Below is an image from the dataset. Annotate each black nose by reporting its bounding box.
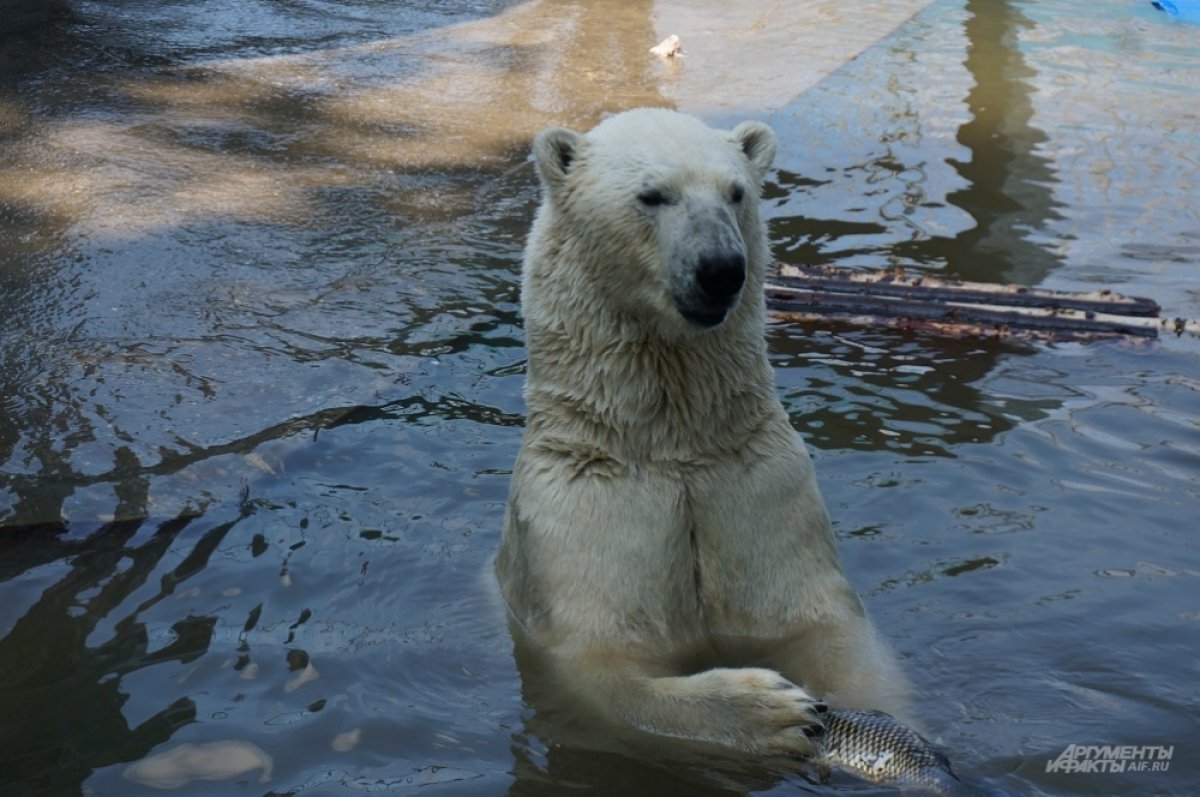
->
[696,251,746,302]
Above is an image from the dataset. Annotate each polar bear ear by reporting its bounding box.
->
[731,121,777,179]
[532,127,582,195]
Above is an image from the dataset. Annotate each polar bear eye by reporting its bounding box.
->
[637,188,671,207]
[730,184,746,204]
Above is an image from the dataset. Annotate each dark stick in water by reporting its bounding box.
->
[764,262,1200,340]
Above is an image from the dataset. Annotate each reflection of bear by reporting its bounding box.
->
[496,109,908,759]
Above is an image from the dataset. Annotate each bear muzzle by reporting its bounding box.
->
[677,250,746,328]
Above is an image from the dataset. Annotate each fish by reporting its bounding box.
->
[815,709,987,796]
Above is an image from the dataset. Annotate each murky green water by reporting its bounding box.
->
[1,1,1198,795]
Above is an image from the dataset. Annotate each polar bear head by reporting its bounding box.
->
[527,108,777,334]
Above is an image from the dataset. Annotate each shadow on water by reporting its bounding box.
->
[0,0,664,531]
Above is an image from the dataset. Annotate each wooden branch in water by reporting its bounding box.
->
[764,263,1198,341]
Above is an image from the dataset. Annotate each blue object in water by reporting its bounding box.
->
[1151,0,1200,21]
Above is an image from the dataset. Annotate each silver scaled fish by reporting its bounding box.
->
[816,709,986,796]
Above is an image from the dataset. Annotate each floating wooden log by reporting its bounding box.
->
[765,263,1198,341]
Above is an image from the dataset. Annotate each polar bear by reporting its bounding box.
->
[496,108,908,759]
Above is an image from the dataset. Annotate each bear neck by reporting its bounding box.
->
[522,275,783,462]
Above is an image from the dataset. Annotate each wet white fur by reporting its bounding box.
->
[496,108,908,758]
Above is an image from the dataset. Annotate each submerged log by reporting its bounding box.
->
[765,263,1198,341]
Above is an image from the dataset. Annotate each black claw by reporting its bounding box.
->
[813,702,830,715]
[803,724,825,738]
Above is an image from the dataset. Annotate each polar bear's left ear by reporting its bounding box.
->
[731,121,777,179]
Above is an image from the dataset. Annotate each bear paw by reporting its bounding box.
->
[690,667,829,756]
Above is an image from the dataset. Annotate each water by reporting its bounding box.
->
[1,1,1198,795]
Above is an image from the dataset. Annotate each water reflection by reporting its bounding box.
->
[770,0,1063,285]
[0,515,232,793]
[765,0,1069,455]
[895,0,1064,284]
[769,328,1037,456]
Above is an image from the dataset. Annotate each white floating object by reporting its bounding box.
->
[650,34,682,58]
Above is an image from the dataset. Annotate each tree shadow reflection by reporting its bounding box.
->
[767,0,1067,455]
[895,0,1064,285]
[772,0,1063,286]
[0,513,243,795]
